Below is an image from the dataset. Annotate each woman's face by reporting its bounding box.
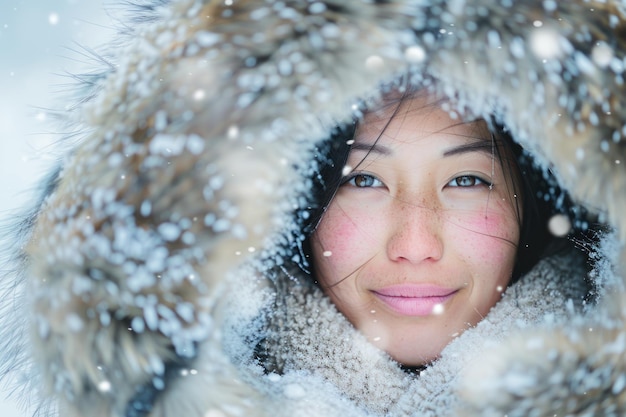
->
[311,94,521,366]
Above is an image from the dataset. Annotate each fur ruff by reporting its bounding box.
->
[256,249,590,416]
[1,0,626,416]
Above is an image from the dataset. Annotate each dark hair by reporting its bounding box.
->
[293,123,355,274]
[491,124,564,281]
[294,104,586,286]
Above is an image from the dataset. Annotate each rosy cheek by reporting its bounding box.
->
[328,211,374,254]
[313,205,375,284]
[450,208,519,262]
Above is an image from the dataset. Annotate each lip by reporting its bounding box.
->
[373,284,458,317]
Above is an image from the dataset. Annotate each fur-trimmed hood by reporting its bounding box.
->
[2,0,626,416]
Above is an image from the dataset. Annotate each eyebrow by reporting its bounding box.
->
[350,137,496,158]
[442,139,496,158]
[350,141,391,155]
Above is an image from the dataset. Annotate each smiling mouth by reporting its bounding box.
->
[373,285,458,317]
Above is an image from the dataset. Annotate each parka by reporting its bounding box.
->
[1,0,626,416]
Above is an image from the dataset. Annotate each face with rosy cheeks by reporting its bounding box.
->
[310,93,522,366]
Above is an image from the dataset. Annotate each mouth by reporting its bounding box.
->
[372,284,458,317]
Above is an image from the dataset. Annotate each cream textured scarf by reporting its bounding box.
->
[256,247,590,416]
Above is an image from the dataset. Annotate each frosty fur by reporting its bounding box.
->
[1,0,626,416]
[256,249,590,416]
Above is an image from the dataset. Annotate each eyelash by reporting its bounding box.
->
[447,175,493,188]
[343,173,492,189]
[343,173,383,188]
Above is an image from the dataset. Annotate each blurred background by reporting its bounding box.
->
[0,1,110,415]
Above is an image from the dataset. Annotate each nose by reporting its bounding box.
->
[386,200,444,264]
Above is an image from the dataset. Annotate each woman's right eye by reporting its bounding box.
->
[344,173,383,188]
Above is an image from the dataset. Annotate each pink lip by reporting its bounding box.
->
[373,284,458,317]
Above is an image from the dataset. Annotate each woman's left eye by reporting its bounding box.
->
[345,173,383,188]
[447,175,491,188]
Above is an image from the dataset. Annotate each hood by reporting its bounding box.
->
[2,0,626,416]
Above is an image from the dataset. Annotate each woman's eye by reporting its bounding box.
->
[345,174,383,188]
[447,175,490,188]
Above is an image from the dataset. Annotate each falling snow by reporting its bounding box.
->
[548,214,572,237]
[48,12,59,25]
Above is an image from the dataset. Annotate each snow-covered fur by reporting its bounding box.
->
[254,248,591,416]
[2,0,626,416]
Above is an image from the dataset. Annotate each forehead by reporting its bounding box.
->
[356,93,491,146]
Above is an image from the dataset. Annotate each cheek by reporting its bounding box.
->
[449,202,519,265]
[311,203,379,286]
[450,206,519,316]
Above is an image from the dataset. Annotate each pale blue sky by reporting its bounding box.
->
[0,1,110,415]
[0,0,110,213]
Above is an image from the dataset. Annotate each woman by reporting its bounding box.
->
[254,88,593,415]
[307,90,563,367]
[1,1,625,417]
